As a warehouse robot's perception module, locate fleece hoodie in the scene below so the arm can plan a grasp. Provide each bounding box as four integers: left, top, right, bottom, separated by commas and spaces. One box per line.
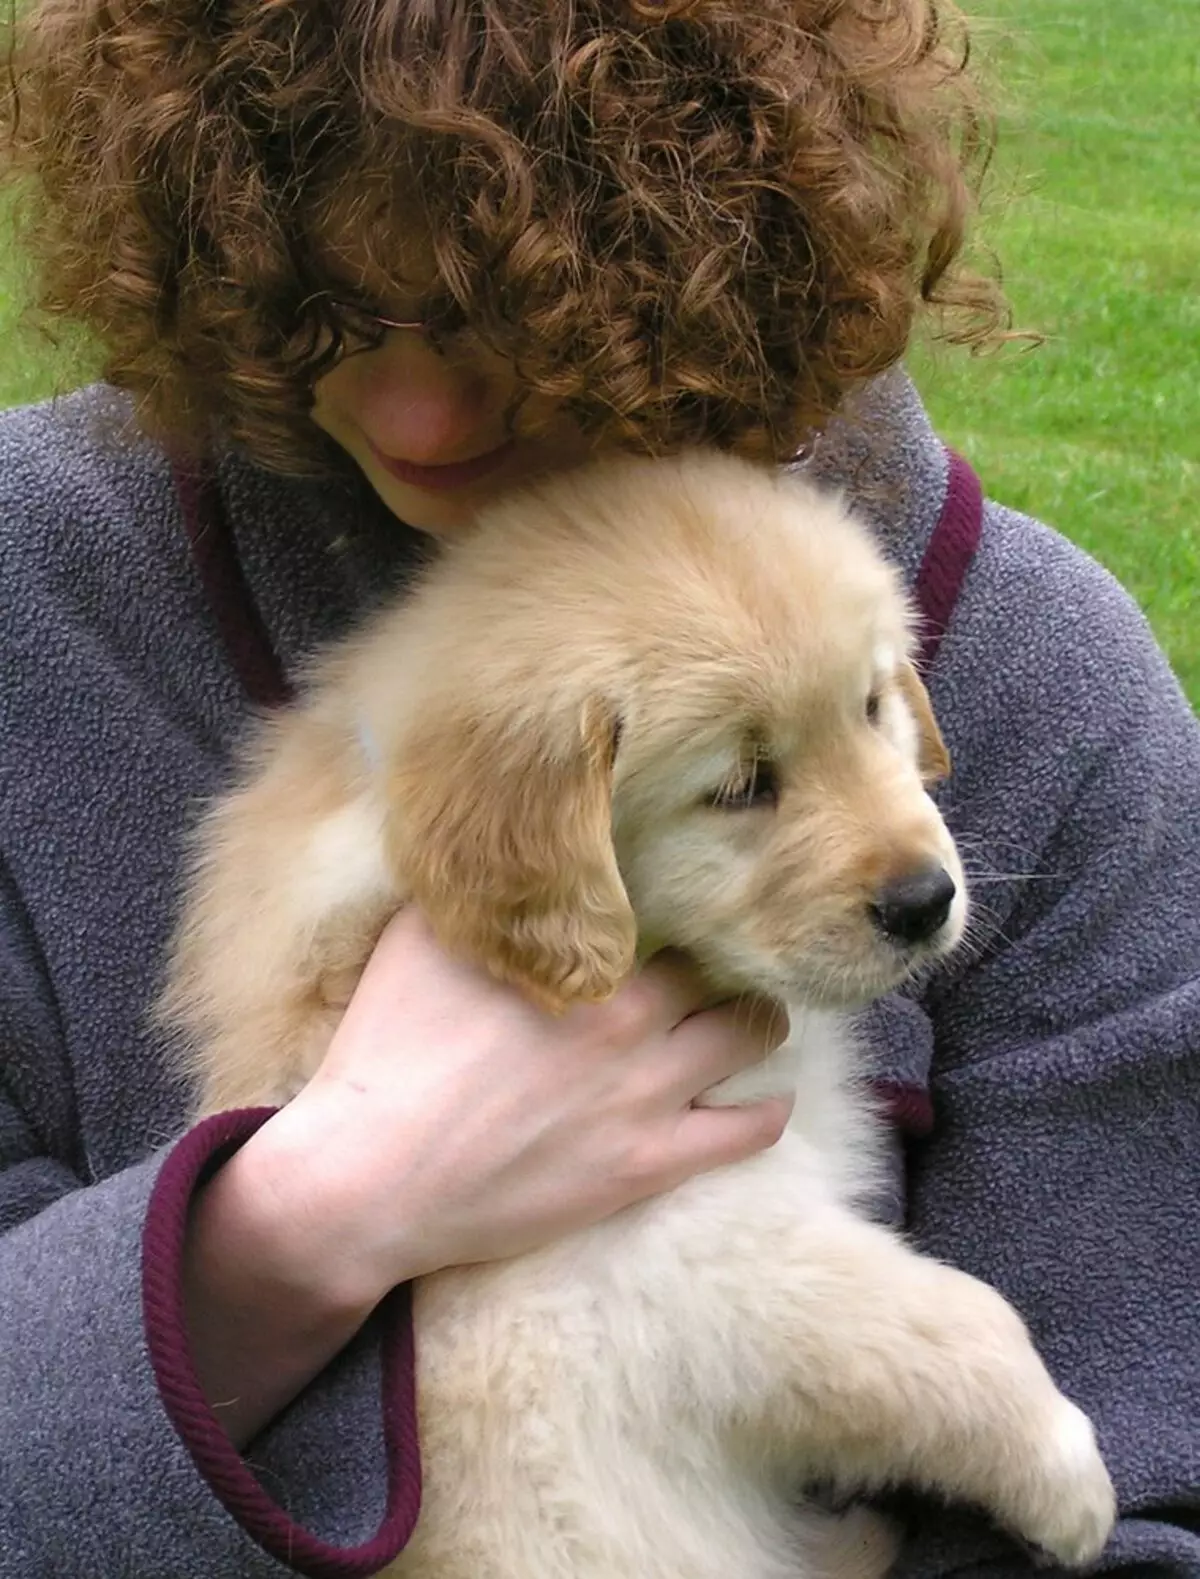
0, 372, 1197, 1577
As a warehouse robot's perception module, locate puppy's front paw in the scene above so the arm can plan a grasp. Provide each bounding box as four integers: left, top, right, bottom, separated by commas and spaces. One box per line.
1009, 1400, 1115, 1569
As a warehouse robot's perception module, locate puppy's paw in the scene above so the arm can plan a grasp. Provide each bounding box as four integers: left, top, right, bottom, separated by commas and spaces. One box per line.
1009, 1400, 1115, 1569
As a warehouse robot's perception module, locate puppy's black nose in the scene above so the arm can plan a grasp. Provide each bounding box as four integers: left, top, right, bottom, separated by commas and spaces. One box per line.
871, 866, 956, 945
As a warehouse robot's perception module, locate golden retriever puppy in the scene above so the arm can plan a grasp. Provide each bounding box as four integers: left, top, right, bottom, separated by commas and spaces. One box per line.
161, 451, 1115, 1579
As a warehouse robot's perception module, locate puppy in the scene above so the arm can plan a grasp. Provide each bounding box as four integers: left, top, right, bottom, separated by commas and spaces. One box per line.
161, 451, 1116, 1579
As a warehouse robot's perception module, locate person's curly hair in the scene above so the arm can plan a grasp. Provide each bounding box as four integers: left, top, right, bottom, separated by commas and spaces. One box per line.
2, 0, 1006, 471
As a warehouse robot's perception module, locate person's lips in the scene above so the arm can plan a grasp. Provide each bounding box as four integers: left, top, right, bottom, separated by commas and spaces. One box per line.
367, 437, 517, 492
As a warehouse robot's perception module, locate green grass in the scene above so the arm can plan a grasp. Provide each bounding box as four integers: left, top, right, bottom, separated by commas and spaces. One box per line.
910, 0, 1199, 705
1, 0, 1196, 701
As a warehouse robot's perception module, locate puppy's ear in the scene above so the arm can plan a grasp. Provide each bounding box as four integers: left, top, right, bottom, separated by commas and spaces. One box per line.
896, 661, 951, 785
387, 696, 636, 1012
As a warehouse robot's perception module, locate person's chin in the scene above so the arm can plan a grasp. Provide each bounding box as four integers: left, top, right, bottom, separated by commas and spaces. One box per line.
315, 415, 595, 537
362, 461, 487, 536
360, 440, 591, 538
329, 436, 499, 537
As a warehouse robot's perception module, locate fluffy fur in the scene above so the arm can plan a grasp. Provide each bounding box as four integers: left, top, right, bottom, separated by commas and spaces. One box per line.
161, 451, 1115, 1578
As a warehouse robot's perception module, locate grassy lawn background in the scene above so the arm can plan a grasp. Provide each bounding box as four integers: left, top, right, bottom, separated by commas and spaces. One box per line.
1, 0, 1196, 702
910, 0, 1198, 705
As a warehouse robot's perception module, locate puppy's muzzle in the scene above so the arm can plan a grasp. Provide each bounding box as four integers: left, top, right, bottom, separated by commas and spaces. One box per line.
870, 865, 957, 947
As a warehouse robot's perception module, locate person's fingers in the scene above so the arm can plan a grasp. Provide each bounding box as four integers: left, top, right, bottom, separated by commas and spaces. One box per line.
668, 994, 790, 1090
666, 1095, 794, 1180
594, 949, 712, 1034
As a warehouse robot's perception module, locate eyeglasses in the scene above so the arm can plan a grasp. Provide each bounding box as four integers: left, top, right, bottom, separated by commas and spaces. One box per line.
325, 298, 430, 337
299, 288, 437, 356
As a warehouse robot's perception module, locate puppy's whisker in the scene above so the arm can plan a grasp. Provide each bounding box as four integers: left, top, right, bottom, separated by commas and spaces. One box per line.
947, 812, 1052, 861
958, 908, 1017, 958
964, 873, 1062, 885
727, 991, 766, 1037
951, 831, 1048, 863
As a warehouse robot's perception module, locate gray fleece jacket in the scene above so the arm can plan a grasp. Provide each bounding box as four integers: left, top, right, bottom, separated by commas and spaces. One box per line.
0, 373, 1196, 1578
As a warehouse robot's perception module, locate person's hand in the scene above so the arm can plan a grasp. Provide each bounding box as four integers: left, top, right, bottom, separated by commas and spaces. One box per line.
183, 907, 790, 1442
237, 907, 791, 1307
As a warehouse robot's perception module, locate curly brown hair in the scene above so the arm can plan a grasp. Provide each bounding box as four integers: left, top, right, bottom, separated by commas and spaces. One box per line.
2, 0, 1005, 471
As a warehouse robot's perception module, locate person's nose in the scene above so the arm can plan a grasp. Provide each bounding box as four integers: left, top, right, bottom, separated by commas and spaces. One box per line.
359, 337, 513, 462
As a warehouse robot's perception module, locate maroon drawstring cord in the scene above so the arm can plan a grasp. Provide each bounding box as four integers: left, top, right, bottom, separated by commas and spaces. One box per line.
913, 450, 984, 675
170, 457, 296, 710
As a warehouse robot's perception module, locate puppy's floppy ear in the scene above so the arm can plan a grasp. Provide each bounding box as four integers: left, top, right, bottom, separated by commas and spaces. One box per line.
896, 661, 951, 785
387, 695, 636, 1012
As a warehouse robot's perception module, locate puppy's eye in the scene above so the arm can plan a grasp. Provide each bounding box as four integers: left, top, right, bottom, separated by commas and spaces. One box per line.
865, 689, 882, 725
706, 759, 780, 811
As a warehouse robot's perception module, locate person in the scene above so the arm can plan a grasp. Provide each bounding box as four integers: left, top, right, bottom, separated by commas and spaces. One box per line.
0, 2, 1196, 1576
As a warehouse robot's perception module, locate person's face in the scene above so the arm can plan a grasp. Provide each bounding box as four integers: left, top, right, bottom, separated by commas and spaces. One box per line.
309, 215, 596, 537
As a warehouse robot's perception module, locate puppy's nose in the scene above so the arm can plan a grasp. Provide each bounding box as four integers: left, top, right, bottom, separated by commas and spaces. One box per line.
871, 866, 956, 945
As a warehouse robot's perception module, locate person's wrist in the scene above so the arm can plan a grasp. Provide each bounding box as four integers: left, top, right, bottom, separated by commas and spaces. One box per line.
200, 1099, 417, 1316
180, 1105, 412, 1445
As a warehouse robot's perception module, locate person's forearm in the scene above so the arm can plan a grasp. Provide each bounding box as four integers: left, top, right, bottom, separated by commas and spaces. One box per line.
182, 1131, 389, 1449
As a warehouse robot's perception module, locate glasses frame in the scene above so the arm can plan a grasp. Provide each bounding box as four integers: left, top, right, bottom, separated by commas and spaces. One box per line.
325, 298, 430, 337
307, 283, 437, 351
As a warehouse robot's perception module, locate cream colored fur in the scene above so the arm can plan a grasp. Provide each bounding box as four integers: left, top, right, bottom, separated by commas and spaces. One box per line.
161, 452, 1115, 1578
